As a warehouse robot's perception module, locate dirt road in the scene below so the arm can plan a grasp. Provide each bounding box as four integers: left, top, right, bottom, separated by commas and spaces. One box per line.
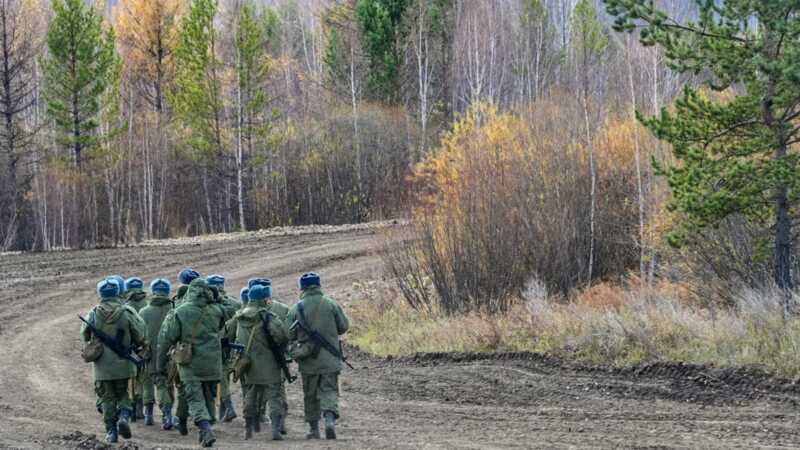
1, 223, 799, 449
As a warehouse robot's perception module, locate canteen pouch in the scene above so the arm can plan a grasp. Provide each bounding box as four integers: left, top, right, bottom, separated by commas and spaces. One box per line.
82, 339, 104, 362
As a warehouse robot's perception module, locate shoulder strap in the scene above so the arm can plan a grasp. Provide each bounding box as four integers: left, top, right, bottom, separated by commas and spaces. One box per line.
185, 305, 208, 342
244, 319, 258, 355
297, 301, 308, 328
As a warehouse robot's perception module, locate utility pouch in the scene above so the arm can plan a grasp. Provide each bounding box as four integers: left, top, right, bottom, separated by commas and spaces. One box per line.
172, 341, 192, 365
173, 307, 208, 366
232, 325, 258, 383
81, 339, 104, 362
287, 339, 320, 361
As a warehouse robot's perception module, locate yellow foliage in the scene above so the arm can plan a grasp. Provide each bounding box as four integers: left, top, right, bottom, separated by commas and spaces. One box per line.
113, 0, 182, 88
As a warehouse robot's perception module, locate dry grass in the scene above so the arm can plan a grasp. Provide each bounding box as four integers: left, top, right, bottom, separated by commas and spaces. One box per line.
347, 279, 800, 377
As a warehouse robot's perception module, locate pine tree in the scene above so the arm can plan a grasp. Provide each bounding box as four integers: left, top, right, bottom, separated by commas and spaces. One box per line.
606, 1, 800, 302
169, 0, 225, 232
42, 0, 117, 169
355, 0, 409, 103
234, 1, 277, 230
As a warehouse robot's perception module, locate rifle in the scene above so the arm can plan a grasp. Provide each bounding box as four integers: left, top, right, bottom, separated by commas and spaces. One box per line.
78, 315, 144, 368
261, 312, 297, 383
292, 302, 355, 370
221, 339, 246, 352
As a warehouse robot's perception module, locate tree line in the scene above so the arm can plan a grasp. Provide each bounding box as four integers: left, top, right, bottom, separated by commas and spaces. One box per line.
1, 0, 692, 251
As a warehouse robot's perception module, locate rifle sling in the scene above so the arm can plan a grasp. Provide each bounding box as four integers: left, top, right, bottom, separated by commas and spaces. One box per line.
297, 301, 342, 360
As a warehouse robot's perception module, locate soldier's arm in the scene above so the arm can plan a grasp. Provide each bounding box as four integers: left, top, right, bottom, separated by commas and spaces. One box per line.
333, 301, 350, 335
156, 313, 180, 374
128, 308, 148, 347
223, 316, 237, 341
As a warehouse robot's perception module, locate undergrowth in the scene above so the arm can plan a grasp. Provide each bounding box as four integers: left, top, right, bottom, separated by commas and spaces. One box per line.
346, 280, 800, 377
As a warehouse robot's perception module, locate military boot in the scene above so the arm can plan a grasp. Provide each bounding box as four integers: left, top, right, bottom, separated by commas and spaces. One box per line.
177, 416, 189, 436
161, 405, 175, 430
105, 420, 118, 444
271, 415, 284, 441
306, 420, 320, 439
117, 409, 132, 439
144, 403, 154, 426
244, 417, 254, 440
323, 411, 337, 440
198, 420, 217, 448
222, 398, 237, 422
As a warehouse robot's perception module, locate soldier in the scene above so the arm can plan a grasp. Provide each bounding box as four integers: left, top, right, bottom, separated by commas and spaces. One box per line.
249, 277, 291, 436
174, 268, 200, 305
80, 278, 147, 443
138, 278, 176, 429
224, 284, 289, 440
157, 277, 226, 448
124, 277, 148, 312
166, 267, 201, 431
286, 272, 349, 440
124, 277, 147, 421
206, 274, 242, 423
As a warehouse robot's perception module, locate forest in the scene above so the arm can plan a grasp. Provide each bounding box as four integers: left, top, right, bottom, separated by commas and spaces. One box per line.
0, 0, 686, 251
3, 0, 800, 314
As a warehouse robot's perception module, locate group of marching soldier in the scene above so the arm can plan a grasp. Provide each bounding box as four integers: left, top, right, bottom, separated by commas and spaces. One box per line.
80, 269, 349, 447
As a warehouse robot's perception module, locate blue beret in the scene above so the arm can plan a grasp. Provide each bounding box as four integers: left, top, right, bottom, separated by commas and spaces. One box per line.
240, 287, 250, 303
97, 279, 119, 298
299, 272, 321, 290
150, 278, 172, 295
125, 277, 144, 290
179, 268, 200, 285
108, 275, 126, 294
248, 278, 272, 288
248, 284, 272, 301
207, 274, 225, 287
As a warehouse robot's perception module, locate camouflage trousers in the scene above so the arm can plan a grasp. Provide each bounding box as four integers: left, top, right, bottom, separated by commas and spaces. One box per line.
244, 383, 283, 419
141, 371, 174, 407
95, 379, 132, 424
256, 378, 288, 421
177, 381, 218, 425
301, 372, 339, 421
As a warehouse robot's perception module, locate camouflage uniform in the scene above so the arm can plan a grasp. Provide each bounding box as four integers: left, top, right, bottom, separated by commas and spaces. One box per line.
81, 280, 147, 443
225, 285, 289, 440
157, 278, 225, 447
287, 276, 349, 440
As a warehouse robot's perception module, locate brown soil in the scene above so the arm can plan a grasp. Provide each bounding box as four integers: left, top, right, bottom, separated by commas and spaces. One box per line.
1, 223, 798, 449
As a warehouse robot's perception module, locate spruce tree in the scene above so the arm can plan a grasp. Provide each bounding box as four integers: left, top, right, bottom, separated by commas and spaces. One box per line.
606, 1, 800, 299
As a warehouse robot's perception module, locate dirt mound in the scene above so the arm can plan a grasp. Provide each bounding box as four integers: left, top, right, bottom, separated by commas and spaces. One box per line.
375, 350, 800, 406
52, 431, 141, 450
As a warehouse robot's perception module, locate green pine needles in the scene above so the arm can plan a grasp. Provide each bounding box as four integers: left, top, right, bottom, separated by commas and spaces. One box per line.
42, 0, 118, 169
606, 0, 800, 292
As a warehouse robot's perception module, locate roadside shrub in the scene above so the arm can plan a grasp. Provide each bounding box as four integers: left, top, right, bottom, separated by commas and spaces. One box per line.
348, 280, 800, 377
385, 101, 652, 314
